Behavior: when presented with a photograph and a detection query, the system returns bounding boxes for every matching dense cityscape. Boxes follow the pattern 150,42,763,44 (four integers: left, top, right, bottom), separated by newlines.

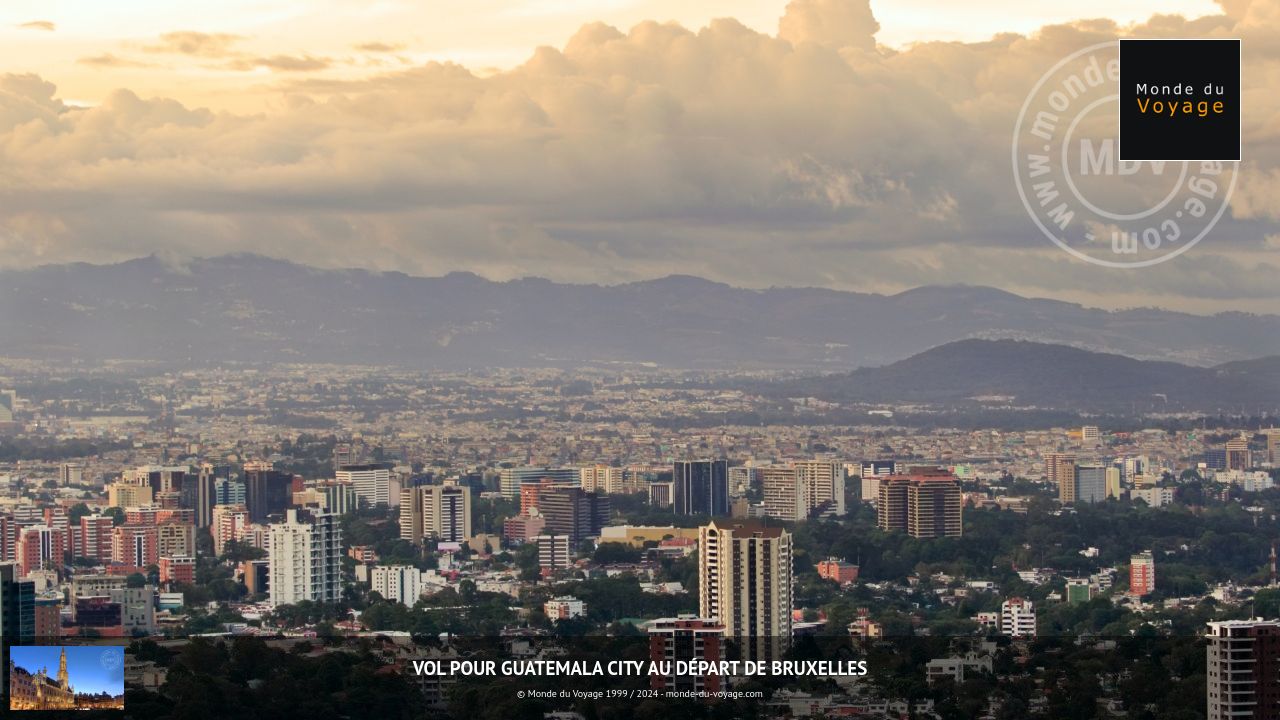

1,360,1278,719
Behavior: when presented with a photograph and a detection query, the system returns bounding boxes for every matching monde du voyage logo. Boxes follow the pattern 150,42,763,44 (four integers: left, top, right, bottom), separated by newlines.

1013,39,1241,268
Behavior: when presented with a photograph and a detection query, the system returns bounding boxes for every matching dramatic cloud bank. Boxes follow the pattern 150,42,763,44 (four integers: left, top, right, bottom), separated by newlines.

1,0,1279,311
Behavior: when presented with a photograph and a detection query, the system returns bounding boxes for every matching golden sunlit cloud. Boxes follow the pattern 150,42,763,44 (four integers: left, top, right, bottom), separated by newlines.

17,20,55,31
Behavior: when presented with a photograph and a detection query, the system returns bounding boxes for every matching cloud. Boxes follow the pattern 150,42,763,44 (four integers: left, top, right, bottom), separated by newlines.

354,42,406,53
77,54,158,69
144,31,243,58
226,55,332,72
1,1,1280,313
18,21,55,32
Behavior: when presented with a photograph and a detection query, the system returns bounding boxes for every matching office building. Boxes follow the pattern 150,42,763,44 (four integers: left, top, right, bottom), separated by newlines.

268,509,343,606
244,461,295,522
698,520,793,662
536,534,572,576
59,463,84,487
1206,619,1280,720
1045,453,1077,503
371,565,424,606
674,460,729,516
1000,597,1036,637
195,463,233,528
1226,437,1251,472
540,487,610,544
0,563,35,640
499,467,580,500
1130,551,1155,597
107,482,153,509
579,465,623,494
338,463,395,508
1081,425,1101,444
876,470,963,539
400,481,472,544
1074,464,1108,504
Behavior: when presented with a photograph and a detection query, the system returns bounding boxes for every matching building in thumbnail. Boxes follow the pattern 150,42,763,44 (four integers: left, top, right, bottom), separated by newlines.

698,520,792,662
1000,597,1036,637
876,470,962,538
268,509,343,606
1130,551,1155,597
1206,619,1280,720
647,616,724,694
8,647,74,710
674,460,729,516
400,481,472,544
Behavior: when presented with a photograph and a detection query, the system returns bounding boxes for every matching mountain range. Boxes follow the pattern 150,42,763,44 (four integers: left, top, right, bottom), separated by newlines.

774,339,1280,413
1,254,1278,370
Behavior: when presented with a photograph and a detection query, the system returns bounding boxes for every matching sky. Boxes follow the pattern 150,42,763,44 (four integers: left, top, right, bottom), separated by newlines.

9,645,125,696
1,0,1278,314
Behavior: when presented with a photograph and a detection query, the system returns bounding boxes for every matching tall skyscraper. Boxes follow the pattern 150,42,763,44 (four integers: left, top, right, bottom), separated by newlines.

268,509,343,606
876,470,963,538
698,520,793,662
400,481,473,544
539,487,610,544
674,460,729,516
338,463,395,508
196,463,234,528
1130,551,1155,597
1206,620,1280,720
1045,453,1078,503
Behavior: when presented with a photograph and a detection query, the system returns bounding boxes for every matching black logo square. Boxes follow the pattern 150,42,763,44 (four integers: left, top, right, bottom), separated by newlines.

1119,39,1240,161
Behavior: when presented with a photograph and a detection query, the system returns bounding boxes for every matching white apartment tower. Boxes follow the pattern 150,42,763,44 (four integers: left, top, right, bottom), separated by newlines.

268,509,343,606
698,520,793,662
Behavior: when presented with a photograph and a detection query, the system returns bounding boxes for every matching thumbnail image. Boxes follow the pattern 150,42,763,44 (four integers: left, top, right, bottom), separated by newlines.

9,646,125,711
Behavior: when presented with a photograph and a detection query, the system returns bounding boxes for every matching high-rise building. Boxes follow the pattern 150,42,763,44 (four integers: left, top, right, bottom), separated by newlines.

674,460,729,516
1206,620,1280,720
579,465,624,494
540,487,610,544
1226,436,1251,472
876,470,963,538
371,565,424,606
859,460,896,504
107,482,154,508
761,462,846,520
1000,597,1036,637
111,524,159,569
17,525,64,576
1081,425,1101,445
268,509,343,606
337,463,395,508
698,520,792,662
0,562,36,641
1045,453,1078,503
1266,430,1280,465
1074,464,1107,504
499,467,580,500
536,534,572,576
195,463,234,529
244,461,295,522
211,504,251,556
78,515,114,564
156,522,195,559
400,481,473,544
647,616,725,694
1130,551,1155,597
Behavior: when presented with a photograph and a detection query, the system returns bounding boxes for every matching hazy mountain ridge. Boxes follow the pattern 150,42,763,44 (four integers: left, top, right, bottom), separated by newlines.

775,339,1280,413
2,254,1279,370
